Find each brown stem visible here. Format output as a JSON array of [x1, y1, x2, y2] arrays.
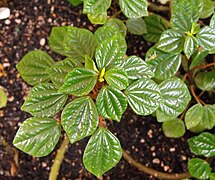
[[99, 116, 103, 127], [190, 85, 205, 105], [191, 62, 215, 71], [122, 150, 190, 180], [148, 2, 169, 12]]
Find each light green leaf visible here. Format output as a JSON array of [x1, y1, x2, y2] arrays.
[[63, 27, 96, 62], [13, 117, 61, 157], [87, 12, 107, 24], [0, 86, 7, 109], [156, 109, 175, 122], [47, 58, 82, 88], [143, 14, 169, 43], [210, 173, 215, 180], [83, 0, 111, 15], [68, 0, 83, 6], [184, 35, 198, 59], [96, 86, 127, 121], [104, 67, 128, 90], [126, 18, 147, 35], [16, 50, 54, 86], [210, 14, 215, 28], [83, 127, 122, 178], [157, 29, 185, 54], [62, 96, 98, 144], [189, 50, 208, 70], [197, 26, 215, 51], [85, 55, 99, 72], [119, 0, 148, 18], [95, 35, 126, 70], [116, 55, 154, 80], [145, 47, 181, 80], [124, 78, 162, 115], [21, 83, 68, 117], [58, 68, 98, 96], [188, 158, 211, 179], [105, 18, 127, 37], [188, 132, 215, 157], [162, 118, 185, 138], [200, 0, 214, 19], [158, 77, 191, 117], [191, 22, 201, 35], [195, 71, 215, 91]]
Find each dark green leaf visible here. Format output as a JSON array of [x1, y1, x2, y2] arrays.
[[59, 68, 98, 96], [22, 83, 68, 117], [188, 132, 215, 157], [158, 78, 191, 117], [143, 14, 169, 43], [0, 86, 7, 109], [83, 0, 111, 15], [13, 117, 61, 157], [157, 29, 185, 54], [16, 50, 54, 86], [126, 18, 147, 35], [184, 35, 198, 59], [104, 67, 128, 90], [124, 78, 162, 115], [162, 118, 185, 138], [200, 0, 214, 19], [188, 158, 211, 179], [96, 86, 127, 121], [62, 96, 98, 144], [87, 12, 107, 24], [68, 0, 83, 6], [195, 71, 215, 91], [83, 127, 122, 178], [189, 50, 208, 70], [105, 18, 127, 37], [85, 55, 99, 72]]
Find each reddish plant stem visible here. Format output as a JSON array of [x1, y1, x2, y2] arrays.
[[99, 116, 103, 127], [191, 62, 215, 71], [190, 85, 206, 105]]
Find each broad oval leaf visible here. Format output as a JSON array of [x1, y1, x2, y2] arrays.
[[158, 78, 191, 117], [189, 49, 208, 70], [143, 14, 169, 43], [156, 109, 175, 122], [62, 96, 98, 144], [162, 118, 185, 138], [197, 26, 215, 51], [126, 18, 147, 35], [119, 0, 148, 18], [16, 50, 54, 86], [171, 13, 192, 32], [47, 58, 82, 88], [157, 29, 185, 54], [184, 35, 198, 59], [116, 55, 154, 80], [22, 83, 68, 117], [124, 78, 162, 115], [105, 18, 127, 37], [188, 158, 211, 179], [13, 117, 61, 157], [96, 86, 127, 121], [104, 67, 128, 90], [87, 12, 107, 24], [59, 68, 98, 96], [83, 0, 111, 15], [83, 127, 122, 178], [194, 71, 215, 91], [188, 132, 215, 157], [200, 0, 214, 19]]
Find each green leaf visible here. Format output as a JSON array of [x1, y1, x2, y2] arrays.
[[195, 71, 215, 91], [171, 13, 192, 33], [13, 117, 61, 157], [83, 127, 122, 178], [62, 96, 98, 144], [188, 158, 211, 179], [210, 173, 215, 180], [68, 0, 83, 6], [22, 83, 68, 117], [95, 35, 126, 70], [188, 132, 215, 157], [85, 55, 99, 72], [158, 78, 191, 117], [0, 86, 7, 109], [191, 22, 201, 35], [104, 67, 128, 90], [126, 18, 147, 35], [210, 14, 215, 28], [143, 14, 169, 43], [105, 18, 127, 37], [145, 47, 181, 80], [49, 26, 69, 56], [63, 27, 96, 62], [156, 109, 175, 122], [124, 78, 162, 115], [162, 118, 185, 138], [96, 86, 127, 121], [59, 68, 98, 96], [16, 50, 54, 86], [189, 50, 208, 70], [197, 26, 215, 51], [185, 104, 215, 132], [184, 35, 198, 59], [200, 0, 214, 19], [83, 0, 111, 15], [47, 58, 82, 88], [119, 0, 148, 18], [116, 55, 154, 80], [87, 12, 107, 24], [157, 29, 185, 54]]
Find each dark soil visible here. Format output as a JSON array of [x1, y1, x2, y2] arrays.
[[0, 0, 214, 180]]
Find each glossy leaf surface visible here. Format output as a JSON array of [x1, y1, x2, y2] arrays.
[[83, 127, 122, 178], [87, 12, 107, 24], [194, 71, 215, 91], [126, 18, 147, 35], [210, 14, 215, 28], [184, 35, 198, 59], [13, 117, 61, 157], [85, 55, 99, 72], [22, 83, 68, 117], [105, 18, 127, 37], [200, 0, 214, 19], [189, 50, 208, 70], [83, 0, 111, 15], [62, 96, 98, 144], [0, 86, 7, 109]]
